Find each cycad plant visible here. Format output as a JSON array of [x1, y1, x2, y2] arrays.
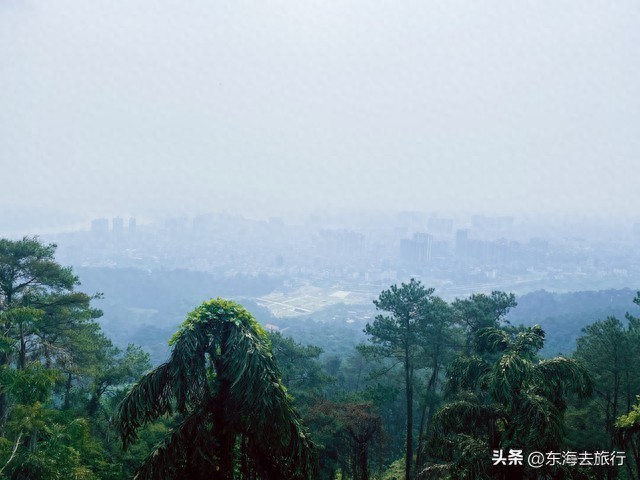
[[424, 325, 591, 479], [115, 299, 315, 480]]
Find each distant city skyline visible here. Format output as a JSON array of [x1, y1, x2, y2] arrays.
[[2, 206, 639, 240]]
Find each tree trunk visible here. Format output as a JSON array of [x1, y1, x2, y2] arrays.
[[213, 322, 235, 480], [635, 440, 640, 480], [215, 430, 235, 480], [0, 348, 10, 434], [0, 393, 7, 437], [357, 441, 369, 480], [405, 348, 413, 480], [240, 434, 249, 479], [415, 360, 440, 469], [63, 372, 72, 410], [415, 398, 428, 472], [18, 322, 26, 370]]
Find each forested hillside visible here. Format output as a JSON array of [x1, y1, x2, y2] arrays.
[[72, 265, 640, 364], [509, 288, 640, 356], [2, 237, 639, 479]]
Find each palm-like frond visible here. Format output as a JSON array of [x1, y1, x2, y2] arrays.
[[510, 391, 563, 450], [115, 299, 314, 479], [532, 357, 592, 400], [433, 434, 490, 480], [416, 462, 450, 480], [131, 409, 209, 480], [433, 398, 500, 435], [488, 352, 532, 405], [431, 324, 594, 479], [512, 324, 545, 355], [475, 327, 510, 354], [116, 363, 182, 447], [445, 355, 490, 395]]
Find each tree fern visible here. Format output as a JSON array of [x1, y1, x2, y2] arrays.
[[115, 299, 314, 479]]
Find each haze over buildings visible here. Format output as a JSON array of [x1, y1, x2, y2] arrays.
[[1, 0, 639, 231]]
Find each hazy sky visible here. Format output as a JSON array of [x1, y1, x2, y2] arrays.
[[1, 0, 639, 222]]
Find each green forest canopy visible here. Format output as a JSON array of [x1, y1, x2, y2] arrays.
[[1, 237, 639, 480]]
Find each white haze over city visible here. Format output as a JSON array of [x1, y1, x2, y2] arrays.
[[1, 0, 639, 229]]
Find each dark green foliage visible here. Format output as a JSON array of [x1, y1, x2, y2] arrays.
[[564, 294, 640, 479], [115, 299, 315, 480], [360, 279, 453, 480], [307, 400, 381, 480], [0, 237, 154, 479], [451, 291, 517, 353], [4, 236, 640, 479], [268, 331, 328, 403], [86, 344, 151, 416], [5, 408, 104, 480], [571, 315, 640, 449], [0, 237, 102, 426], [428, 325, 591, 480]]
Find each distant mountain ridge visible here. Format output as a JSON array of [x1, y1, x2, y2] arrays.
[[508, 288, 639, 356], [74, 266, 639, 362]]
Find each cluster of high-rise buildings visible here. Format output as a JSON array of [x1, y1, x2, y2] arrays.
[[90, 217, 137, 237], [40, 211, 640, 298]]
